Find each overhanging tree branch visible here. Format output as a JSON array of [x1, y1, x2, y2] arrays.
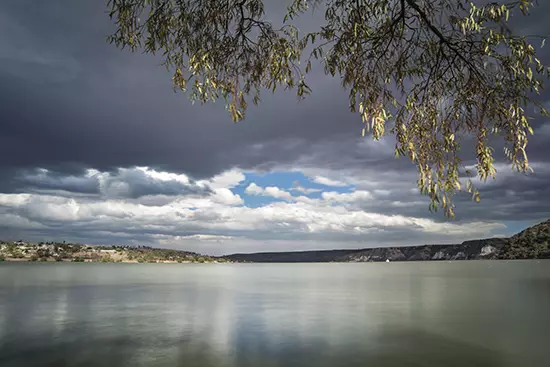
[[107, 0, 549, 217], [405, 0, 485, 83]]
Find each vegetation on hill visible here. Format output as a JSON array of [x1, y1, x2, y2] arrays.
[[0, 242, 226, 264], [500, 220, 550, 259]]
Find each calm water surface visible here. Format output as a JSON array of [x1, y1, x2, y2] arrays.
[[0, 261, 549, 367]]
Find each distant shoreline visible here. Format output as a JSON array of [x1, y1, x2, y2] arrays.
[[0, 258, 207, 264], [225, 219, 550, 262], [1, 257, 547, 265], [0, 242, 227, 264], [1, 219, 549, 263]]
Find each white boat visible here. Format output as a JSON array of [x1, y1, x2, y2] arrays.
[[386, 259, 390, 263]]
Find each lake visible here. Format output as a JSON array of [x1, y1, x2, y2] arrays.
[[0, 261, 549, 366]]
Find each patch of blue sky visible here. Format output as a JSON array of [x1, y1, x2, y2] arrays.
[[501, 220, 540, 237], [242, 171, 304, 190], [234, 170, 356, 207]]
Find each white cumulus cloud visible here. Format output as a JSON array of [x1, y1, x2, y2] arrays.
[[311, 176, 348, 187], [245, 183, 293, 201]]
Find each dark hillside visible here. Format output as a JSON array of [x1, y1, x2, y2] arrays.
[[224, 221, 550, 263], [500, 220, 550, 259]]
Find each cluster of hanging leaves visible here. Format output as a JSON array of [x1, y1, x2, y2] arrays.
[[107, 0, 549, 217]]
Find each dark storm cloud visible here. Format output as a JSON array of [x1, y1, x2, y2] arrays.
[[1, 0, 549, 179], [101, 168, 211, 198], [4, 167, 211, 199], [451, 164, 550, 222], [13, 169, 99, 194], [0, 0, 362, 180]]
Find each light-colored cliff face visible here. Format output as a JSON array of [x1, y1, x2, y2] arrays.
[[480, 245, 496, 257], [338, 237, 510, 262], [432, 251, 446, 260]]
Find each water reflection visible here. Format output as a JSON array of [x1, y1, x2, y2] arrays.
[[0, 325, 504, 367], [0, 262, 549, 367]]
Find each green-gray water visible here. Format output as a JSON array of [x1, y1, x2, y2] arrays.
[[0, 261, 549, 366]]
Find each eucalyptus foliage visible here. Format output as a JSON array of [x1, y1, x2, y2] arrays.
[[107, 0, 549, 217]]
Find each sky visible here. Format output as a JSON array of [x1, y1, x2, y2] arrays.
[[0, 1, 549, 255]]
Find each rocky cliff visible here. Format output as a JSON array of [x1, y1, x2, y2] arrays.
[[338, 238, 509, 262], [225, 220, 550, 263]]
